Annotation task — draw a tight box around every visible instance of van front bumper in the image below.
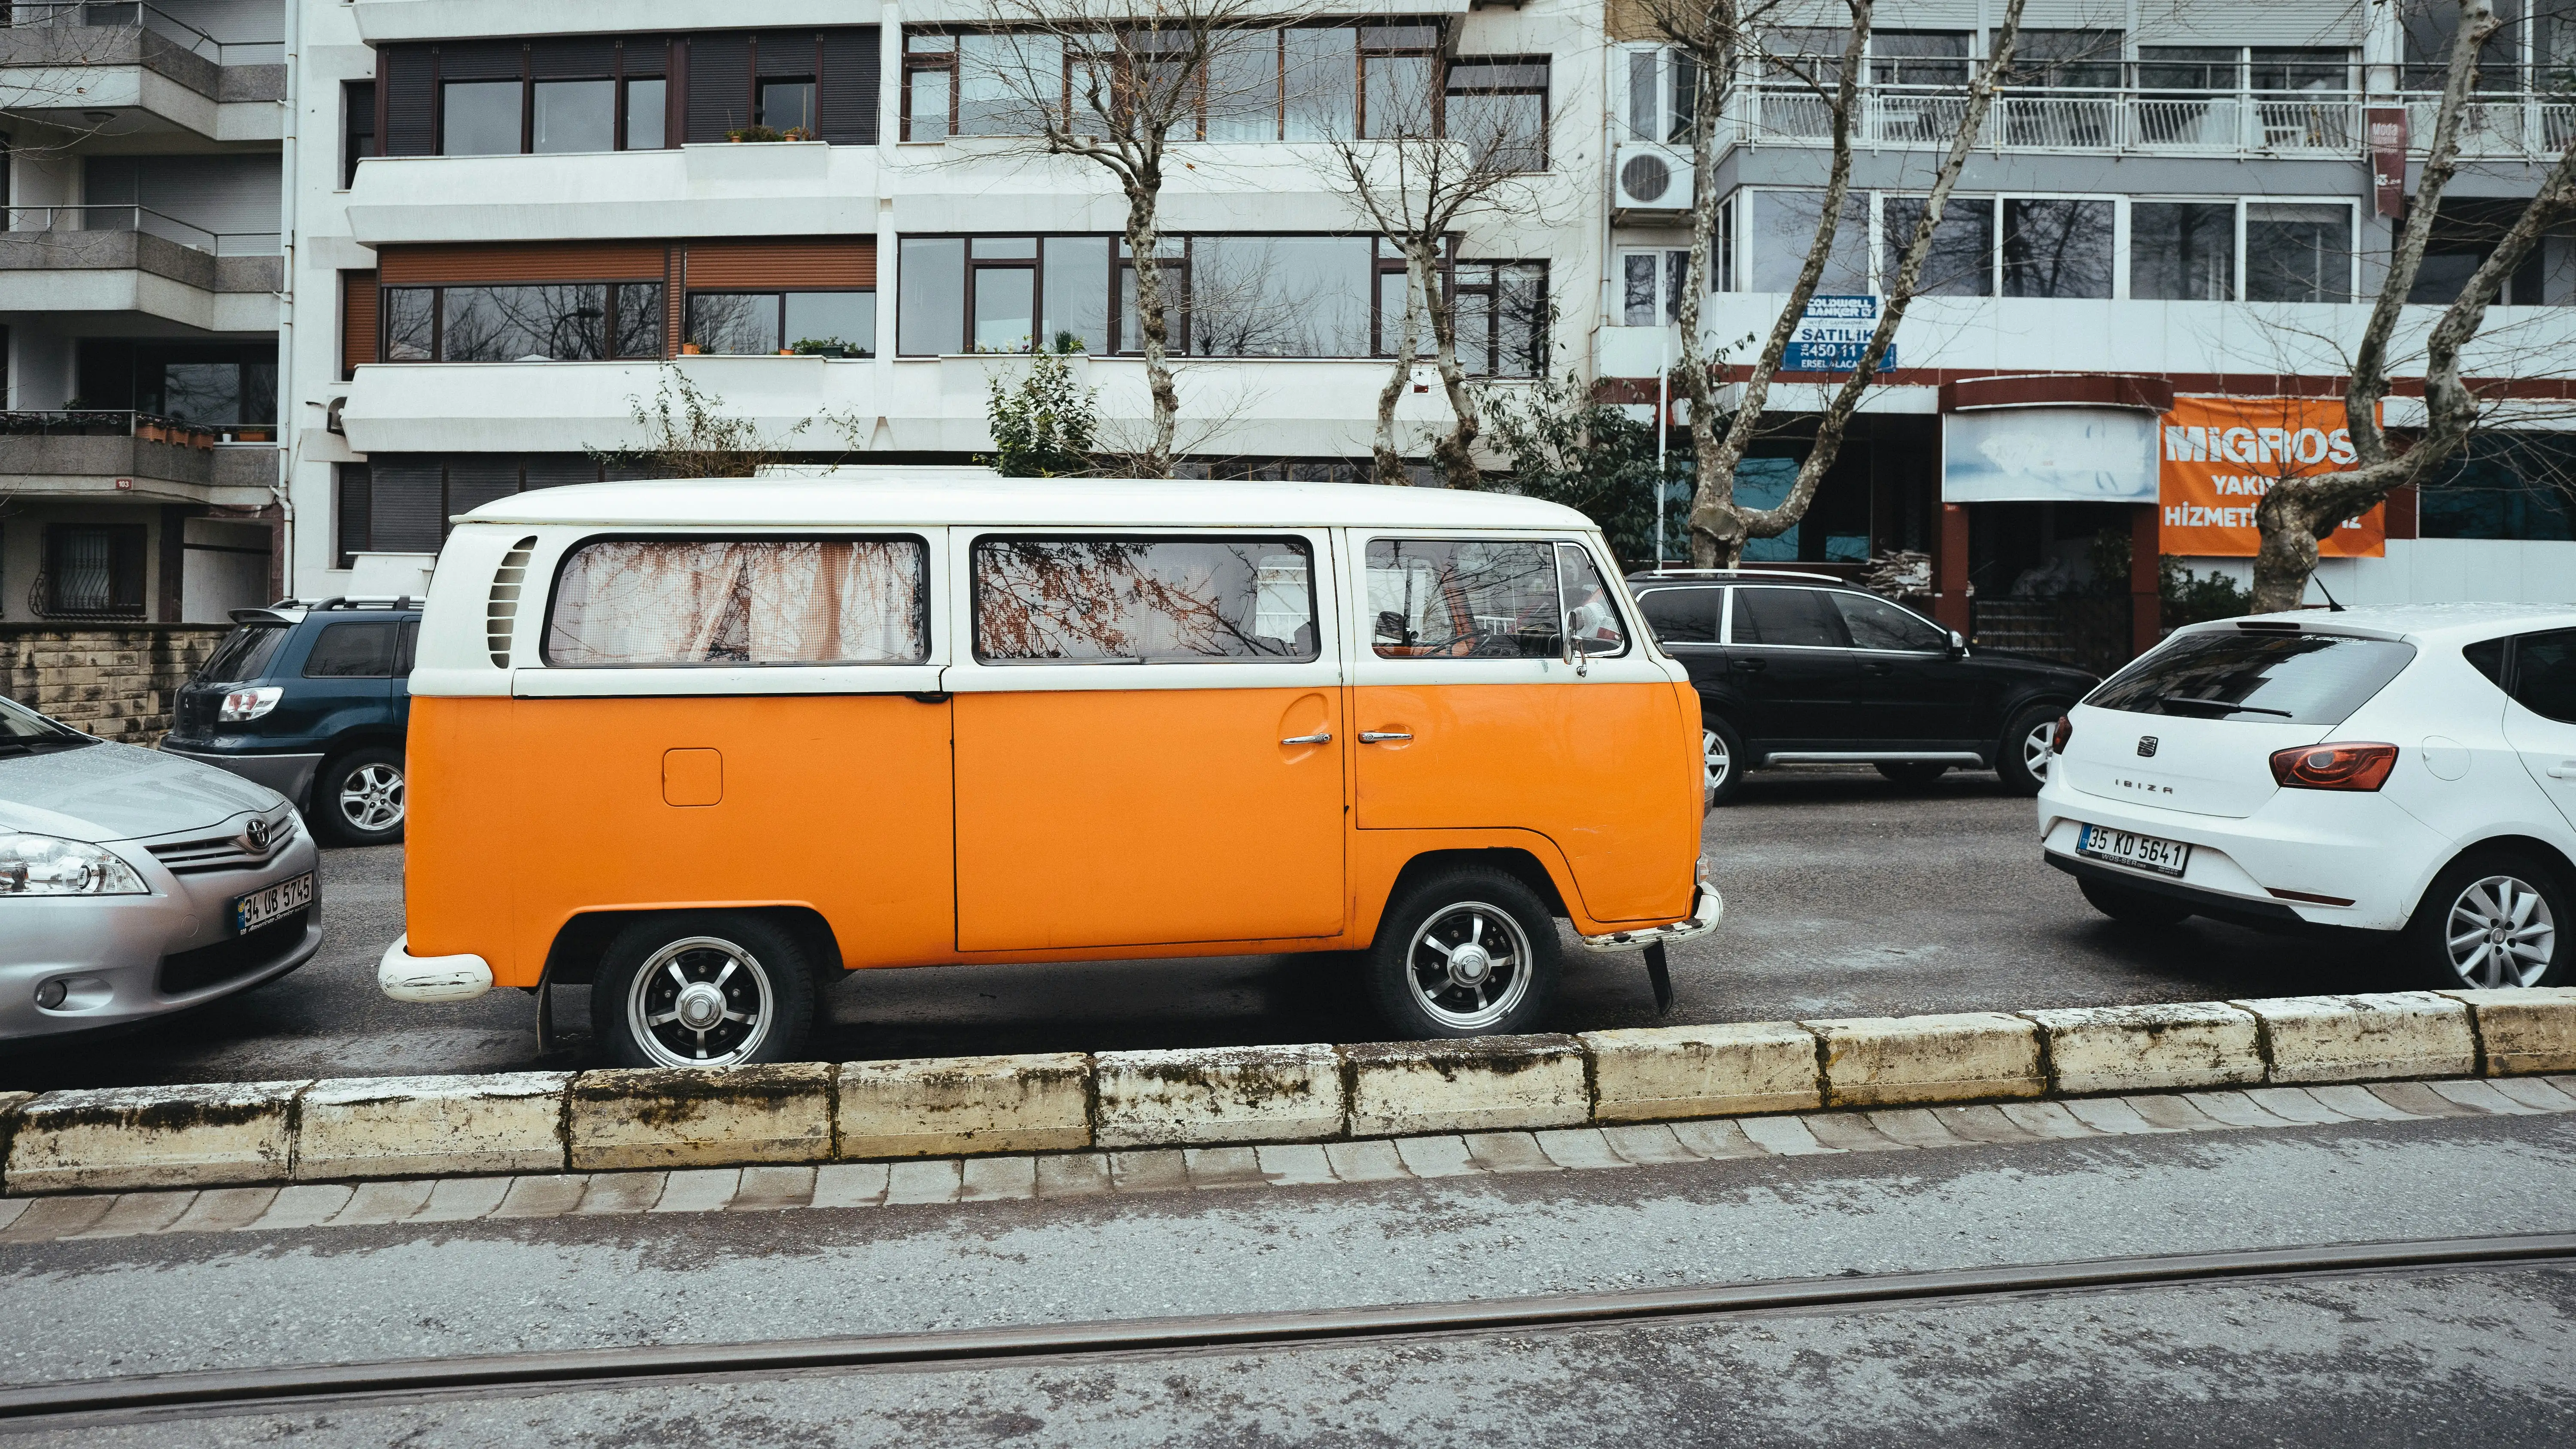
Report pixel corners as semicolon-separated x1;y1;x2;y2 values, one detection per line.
1578;881;1725;953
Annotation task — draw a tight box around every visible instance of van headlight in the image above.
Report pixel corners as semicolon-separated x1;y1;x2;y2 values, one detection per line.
219;686;283;722
0;833;149;896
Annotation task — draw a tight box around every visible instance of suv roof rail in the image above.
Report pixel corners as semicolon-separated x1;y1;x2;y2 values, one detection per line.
1625;568;1845;585
277;595;419;613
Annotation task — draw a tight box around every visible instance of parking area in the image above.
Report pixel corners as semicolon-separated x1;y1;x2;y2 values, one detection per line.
4;766;2418;1092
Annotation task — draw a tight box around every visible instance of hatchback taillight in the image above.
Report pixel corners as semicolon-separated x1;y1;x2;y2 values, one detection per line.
2050;716;2072;752
2270;742;2398;791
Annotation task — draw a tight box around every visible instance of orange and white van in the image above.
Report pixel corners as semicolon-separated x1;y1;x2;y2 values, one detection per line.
379;471;1718;1066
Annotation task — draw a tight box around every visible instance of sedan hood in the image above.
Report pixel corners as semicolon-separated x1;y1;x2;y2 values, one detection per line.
0;741;286;842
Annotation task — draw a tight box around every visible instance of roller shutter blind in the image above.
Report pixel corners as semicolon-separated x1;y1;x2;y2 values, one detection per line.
681;239;875;288
523;455;605;492
685;34;753;140
758;32;819;76
438;40;525;81
342;271;377;378
531;37;617;79
377;242;668;283
445;457;522;518
384;46;435;155
336;463;370;567
819;28;878;145
368;460;445;554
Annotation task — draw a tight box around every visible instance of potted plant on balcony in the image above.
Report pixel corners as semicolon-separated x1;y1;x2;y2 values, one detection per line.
790;337;861;358
726;124;787;143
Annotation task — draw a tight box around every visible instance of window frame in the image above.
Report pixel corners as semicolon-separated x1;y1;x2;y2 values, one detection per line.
1440;55;1549;170
1721;585;1855;651
966;531;1324;666
683;288;878;356
39;522;149;620
539;532;936;670
1360;534;1586;664
427;37;677;157
381;279;667;363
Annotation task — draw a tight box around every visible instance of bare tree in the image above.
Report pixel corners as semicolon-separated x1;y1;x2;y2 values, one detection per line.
587;366;867;479
2248;0;2576;611
1646;0;2029;566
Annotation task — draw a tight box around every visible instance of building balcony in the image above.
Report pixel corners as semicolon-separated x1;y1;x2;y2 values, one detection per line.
337;353;1460;457
345;144;875;246
0;412;279;505
0;3;283;143
0;209;280;333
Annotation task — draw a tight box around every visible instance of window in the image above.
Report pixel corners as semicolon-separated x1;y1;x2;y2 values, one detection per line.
1446;58;1547;171
303;623;402;678
1206;27;1283;140
41;524;147;619
2513;630;2576;724
1556;544;1628;656
99;343;280;426
1452;262;1546;377
533;78;616;152
2086;632;2416;725
2249;48;2349;93
547;539;928;666
2407;200;2559;306
903;31;955;140
1750;190;1870;293
1637;586;1719;644
1881;195;1993;296
442;79;522;154
2136;46;2236;91
2245;203;2351;302
897;237;966;354
1872;31;1970;86
1191;236;1372;357
2131;201;2236;301
2002;198;2113;298
197;623;290;685
1620;248;1694;324
625;78;666;149
381;32;863;156
1729;587;1850;648
1623;45;1695;144
973;537;1318;662
343;81;376;188
1366;538;1561;659
760;79;817;135
2419;432;2576;541
686;292;875;355
1834;592;1946;652
1359;25;1438;138
382;283;664;362
1288;26;1358;139
2002;30;2123;88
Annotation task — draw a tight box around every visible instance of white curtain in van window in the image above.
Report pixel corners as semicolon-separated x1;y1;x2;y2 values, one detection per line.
547;541;926;665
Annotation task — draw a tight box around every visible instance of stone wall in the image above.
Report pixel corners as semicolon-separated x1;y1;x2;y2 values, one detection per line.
0;626;228;743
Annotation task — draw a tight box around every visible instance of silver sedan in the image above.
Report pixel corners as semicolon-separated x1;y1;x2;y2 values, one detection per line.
2;694;322;1042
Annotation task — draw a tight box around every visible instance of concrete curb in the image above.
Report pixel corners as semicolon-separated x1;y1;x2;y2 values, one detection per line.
6;987;2573;1195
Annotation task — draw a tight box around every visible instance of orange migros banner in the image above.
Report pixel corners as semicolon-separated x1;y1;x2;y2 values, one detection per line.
2158;396;2386;558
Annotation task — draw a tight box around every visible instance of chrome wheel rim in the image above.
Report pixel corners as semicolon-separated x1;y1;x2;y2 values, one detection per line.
627;936;775;1067
1704;729;1732;798
1406;901;1533;1032
338;762;405;832
2444;875;2556;988
2022;721;2055;782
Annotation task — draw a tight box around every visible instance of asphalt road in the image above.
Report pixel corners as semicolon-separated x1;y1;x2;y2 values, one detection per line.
7;766;2423;1091
7;1102;2573;1445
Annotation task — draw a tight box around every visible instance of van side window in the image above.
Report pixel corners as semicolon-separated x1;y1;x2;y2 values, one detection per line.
1367;539;1561;659
972;537;1318;662
545;538;929;666
1555;543;1630;657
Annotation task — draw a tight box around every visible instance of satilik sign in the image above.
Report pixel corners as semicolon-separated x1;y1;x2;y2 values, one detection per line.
1783;295;1897;373
2157;395;2385;557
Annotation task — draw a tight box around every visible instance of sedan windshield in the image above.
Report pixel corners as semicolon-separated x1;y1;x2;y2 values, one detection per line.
0;696;97;754
2086;631;2418;725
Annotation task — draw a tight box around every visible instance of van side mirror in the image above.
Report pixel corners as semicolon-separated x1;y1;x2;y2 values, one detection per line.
1947;630;1968;657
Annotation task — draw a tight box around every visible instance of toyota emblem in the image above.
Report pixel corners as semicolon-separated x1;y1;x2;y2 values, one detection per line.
2136;736;2160;758
243;817;270;852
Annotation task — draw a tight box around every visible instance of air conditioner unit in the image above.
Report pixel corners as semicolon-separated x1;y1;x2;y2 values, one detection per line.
1613;143;1692;211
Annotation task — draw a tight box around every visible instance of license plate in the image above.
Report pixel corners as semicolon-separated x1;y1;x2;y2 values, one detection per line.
234;873;314;933
2076;824;2192;878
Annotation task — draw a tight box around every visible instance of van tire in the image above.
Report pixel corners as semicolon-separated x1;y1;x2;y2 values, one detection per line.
313;746;406;846
590;912;819;1069
1367;867;1560;1039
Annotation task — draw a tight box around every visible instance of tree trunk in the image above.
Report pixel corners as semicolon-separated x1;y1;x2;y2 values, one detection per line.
1675;14;1732;565
1124;180;1179;477
1372;255;1421;483
1419;242;1481;489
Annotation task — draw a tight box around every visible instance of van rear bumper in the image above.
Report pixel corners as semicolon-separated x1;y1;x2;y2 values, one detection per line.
1578;881;1725;953
380;934;495;1002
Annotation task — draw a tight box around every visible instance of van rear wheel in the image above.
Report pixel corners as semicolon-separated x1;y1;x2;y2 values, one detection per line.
591;913;818;1069
1368;868;1560;1039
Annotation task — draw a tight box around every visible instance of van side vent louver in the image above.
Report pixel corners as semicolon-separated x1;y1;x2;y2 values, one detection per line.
487;537;538;667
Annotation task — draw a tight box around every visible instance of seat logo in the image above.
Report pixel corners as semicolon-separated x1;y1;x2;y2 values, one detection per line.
2136;736;2160;758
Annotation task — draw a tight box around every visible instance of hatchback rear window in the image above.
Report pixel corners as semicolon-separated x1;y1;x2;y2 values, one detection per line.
196;624;289;684
2086;630;2418;725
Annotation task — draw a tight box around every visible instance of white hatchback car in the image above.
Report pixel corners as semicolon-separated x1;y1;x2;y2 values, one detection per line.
2038;603;2576;990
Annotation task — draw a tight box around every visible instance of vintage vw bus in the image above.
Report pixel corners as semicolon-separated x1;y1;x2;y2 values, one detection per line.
379;471;1717;1066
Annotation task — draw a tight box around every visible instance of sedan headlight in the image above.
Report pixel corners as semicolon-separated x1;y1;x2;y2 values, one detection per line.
0;833;149;896
220;686;283;722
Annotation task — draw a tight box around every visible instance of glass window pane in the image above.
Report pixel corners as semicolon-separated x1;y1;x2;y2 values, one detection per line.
2086;633;2415;725
2245;203;2351;302
384;287;434;360
1627;49;1657;141
442;284;608;361
1750;189;1869;293
2131;201;2236;300
1873;31;1971;85
897;237;966;354
532;79;614;153
1734;458;1802;562
973;236;1038;259
1041;235;1110;352
1730;587;1850;648
161;363;239;425
1190;236;1373;357
974;538;1318;662
2137;45;2236;91
624;78;665;149
1285;27;1357;140
687;293;780;354
1118;261;1185;354
1557;544;1628;656
548;540;930;666
958;33;1055;135
2514;629;2576;724
1834;592;1946;651
1447;91;1543;171
303;622;401;677
1362;54;1434;137
441;79;522;155
1379;267;1421;355
614;282;664;358
1452;273;1491;373
759;79;816;135
1496;263;1546;376
907;66;951;140
1206;30;1281;140
972;267;1036;352
1638;586;1718;644
1622;252;1659;325
2002;198;2113;298
784;292;874;354
1883;195;1993;296
1365;538;1561;659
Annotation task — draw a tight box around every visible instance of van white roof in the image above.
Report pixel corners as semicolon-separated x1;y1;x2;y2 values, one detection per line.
454;471;1596;532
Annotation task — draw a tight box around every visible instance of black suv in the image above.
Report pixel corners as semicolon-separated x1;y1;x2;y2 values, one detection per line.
1628;571;2099;805
161;598;419;846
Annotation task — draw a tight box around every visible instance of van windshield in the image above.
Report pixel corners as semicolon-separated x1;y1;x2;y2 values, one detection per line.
2087;631;2417;725
196;623;290;685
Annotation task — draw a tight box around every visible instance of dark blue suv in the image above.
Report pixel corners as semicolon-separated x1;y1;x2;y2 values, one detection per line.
161;598;419;846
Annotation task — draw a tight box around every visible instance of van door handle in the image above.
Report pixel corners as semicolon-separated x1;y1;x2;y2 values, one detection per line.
1280;732;1333;746
1359;731;1412;744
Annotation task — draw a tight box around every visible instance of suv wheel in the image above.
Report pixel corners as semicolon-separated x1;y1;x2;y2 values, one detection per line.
1704;717;1748;807
2405;851;2566;990
591;913;820;1069
1876;762;1948;789
1367;867;1560;1039
1996;705;2061;796
316;746;406;846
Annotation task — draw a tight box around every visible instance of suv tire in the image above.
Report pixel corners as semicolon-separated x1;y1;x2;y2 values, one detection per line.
1876;762;1948;789
1703;716;1748;807
591;912;821;1069
1996;704;2062;797
1367;867;1560;1039
2403;849;2567;990
2078;876;2194;927
315;746;407;846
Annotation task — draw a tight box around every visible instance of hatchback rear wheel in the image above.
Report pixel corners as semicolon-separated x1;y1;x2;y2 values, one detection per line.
591;913;820;1068
1367;868;1560;1038
2406;852;2566;990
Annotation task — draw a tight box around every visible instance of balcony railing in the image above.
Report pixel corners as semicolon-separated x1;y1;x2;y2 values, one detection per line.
1736;85;2575;159
2;1;283;66
0;409;273;447
4;205;280;257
